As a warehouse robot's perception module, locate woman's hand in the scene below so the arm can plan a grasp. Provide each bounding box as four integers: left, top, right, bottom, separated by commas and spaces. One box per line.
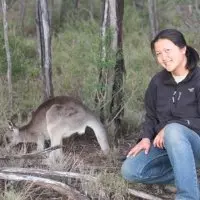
127, 138, 151, 157
153, 128, 164, 149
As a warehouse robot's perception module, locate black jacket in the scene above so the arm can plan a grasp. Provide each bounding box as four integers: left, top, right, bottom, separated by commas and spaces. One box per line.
142, 66, 200, 140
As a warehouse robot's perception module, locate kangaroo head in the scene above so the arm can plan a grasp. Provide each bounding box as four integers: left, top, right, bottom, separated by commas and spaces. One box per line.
6, 120, 20, 145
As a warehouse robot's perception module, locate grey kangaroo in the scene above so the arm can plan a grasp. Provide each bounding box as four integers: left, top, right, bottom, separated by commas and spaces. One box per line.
7, 96, 110, 159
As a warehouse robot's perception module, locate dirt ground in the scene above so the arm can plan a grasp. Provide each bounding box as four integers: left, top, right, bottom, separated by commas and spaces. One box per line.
57, 131, 175, 200
0, 129, 176, 200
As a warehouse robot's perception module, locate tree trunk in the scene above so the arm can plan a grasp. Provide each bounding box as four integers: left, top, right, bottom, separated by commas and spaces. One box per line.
1, 0, 13, 112
195, 0, 200, 13
110, 0, 125, 142
36, 0, 42, 62
133, 0, 145, 10
48, 0, 54, 27
148, 0, 158, 39
153, 0, 159, 33
36, 0, 54, 101
96, 0, 125, 142
109, 0, 117, 51
59, 0, 68, 28
19, 0, 26, 36
74, 0, 79, 9
102, 0, 117, 121
95, 0, 109, 122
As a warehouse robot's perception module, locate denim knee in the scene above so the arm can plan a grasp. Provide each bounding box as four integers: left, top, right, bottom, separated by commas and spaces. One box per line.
121, 157, 141, 182
164, 123, 186, 146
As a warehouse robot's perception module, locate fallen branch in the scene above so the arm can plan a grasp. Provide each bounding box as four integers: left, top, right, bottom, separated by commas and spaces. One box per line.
0, 167, 167, 200
0, 167, 96, 182
127, 188, 164, 200
0, 172, 89, 200
0, 145, 62, 160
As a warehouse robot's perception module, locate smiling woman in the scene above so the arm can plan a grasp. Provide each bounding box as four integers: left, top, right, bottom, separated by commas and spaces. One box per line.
151, 29, 199, 75
121, 29, 200, 200
154, 39, 188, 76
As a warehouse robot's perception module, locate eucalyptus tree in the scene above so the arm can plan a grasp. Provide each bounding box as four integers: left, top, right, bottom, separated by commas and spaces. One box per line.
36, 0, 54, 100
74, 0, 80, 9
19, 0, 26, 35
148, 0, 159, 39
1, 0, 13, 111
195, 0, 200, 12
96, 0, 125, 140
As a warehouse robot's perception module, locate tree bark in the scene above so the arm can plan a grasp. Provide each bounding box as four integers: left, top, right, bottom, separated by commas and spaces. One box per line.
127, 188, 164, 200
36, 0, 42, 62
95, 0, 109, 122
59, 0, 68, 28
74, 0, 79, 9
19, 0, 26, 36
148, 0, 158, 39
1, 0, 13, 112
195, 0, 200, 13
36, 0, 54, 101
110, 0, 125, 142
109, 0, 117, 51
133, 0, 145, 10
96, 0, 125, 139
0, 167, 96, 182
48, 0, 54, 27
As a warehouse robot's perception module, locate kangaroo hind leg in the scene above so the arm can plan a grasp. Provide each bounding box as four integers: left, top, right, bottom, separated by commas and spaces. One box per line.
48, 131, 63, 161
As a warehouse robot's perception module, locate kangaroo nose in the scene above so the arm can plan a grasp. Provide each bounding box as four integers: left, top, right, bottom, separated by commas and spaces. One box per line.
5, 136, 10, 144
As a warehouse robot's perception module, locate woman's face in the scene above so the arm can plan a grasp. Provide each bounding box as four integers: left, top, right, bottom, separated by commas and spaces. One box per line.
154, 39, 187, 75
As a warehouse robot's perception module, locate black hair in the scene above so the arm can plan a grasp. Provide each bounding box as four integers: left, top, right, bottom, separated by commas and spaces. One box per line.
151, 29, 199, 70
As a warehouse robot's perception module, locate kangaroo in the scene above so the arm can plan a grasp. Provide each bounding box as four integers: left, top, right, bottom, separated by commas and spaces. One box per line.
7, 96, 110, 159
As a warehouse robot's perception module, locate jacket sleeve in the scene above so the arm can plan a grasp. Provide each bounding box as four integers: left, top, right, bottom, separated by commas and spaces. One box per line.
197, 84, 200, 115
141, 78, 158, 140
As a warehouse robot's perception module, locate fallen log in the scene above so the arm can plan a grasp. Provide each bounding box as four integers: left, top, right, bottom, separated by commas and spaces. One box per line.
0, 167, 96, 182
0, 167, 166, 200
127, 188, 164, 200
0, 172, 89, 200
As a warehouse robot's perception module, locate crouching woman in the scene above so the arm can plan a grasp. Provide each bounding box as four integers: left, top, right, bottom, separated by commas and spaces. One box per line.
121, 29, 200, 200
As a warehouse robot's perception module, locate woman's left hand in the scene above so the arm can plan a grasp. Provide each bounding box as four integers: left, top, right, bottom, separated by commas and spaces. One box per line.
153, 128, 165, 149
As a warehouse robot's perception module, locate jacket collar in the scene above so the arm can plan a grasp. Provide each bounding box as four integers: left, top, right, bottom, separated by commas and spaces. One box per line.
163, 67, 197, 85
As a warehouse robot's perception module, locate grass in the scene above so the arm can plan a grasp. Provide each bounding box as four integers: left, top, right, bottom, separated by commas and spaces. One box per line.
0, 190, 26, 200
0, 0, 199, 199
0, 182, 34, 200
0, 0, 197, 126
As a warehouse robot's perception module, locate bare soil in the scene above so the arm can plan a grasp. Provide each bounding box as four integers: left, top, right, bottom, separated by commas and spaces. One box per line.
0, 129, 175, 200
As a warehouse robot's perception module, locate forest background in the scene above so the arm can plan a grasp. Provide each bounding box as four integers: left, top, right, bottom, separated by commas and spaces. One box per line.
0, 0, 199, 132
0, 0, 199, 200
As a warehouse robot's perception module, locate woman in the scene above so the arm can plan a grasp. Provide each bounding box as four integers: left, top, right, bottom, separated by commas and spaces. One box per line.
121, 29, 200, 200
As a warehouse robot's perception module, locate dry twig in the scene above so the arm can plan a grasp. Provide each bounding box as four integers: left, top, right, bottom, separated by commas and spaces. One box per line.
127, 188, 164, 200
0, 145, 62, 160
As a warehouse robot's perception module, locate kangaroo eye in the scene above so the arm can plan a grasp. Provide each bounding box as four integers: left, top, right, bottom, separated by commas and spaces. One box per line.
6, 137, 10, 143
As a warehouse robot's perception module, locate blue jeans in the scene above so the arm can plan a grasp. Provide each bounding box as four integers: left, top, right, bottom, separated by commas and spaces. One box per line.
121, 123, 200, 200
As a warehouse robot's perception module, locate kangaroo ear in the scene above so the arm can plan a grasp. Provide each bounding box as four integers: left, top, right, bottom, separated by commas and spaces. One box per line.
7, 120, 15, 131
